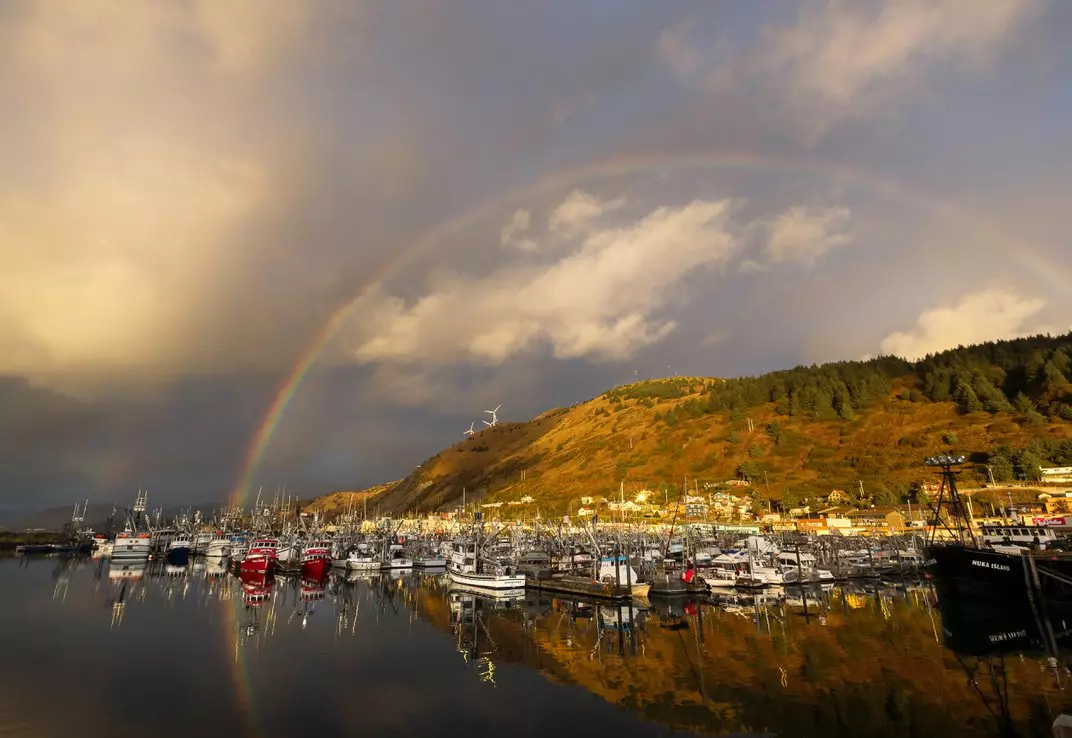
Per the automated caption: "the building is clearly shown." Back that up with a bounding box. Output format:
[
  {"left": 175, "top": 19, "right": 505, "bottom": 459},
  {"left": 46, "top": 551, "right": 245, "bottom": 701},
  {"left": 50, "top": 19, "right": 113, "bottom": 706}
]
[
  {"left": 825, "top": 489, "right": 850, "bottom": 504},
  {"left": 685, "top": 502, "right": 709, "bottom": 518},
  {"left": 1041, "top": 466, "right": 1072, "bottom": 484}
]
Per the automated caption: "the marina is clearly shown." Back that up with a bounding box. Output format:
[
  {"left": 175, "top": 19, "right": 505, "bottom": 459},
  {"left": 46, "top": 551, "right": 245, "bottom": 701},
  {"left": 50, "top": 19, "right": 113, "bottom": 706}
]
[{"left": 5, "top": 549, "right": 1072, "bottom": 738}]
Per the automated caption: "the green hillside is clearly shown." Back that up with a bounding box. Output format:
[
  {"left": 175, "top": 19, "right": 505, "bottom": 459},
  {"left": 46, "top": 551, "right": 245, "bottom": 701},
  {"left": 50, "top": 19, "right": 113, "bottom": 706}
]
[{"left": 321, "top": 334, "right": 1072, "bottom": 516}]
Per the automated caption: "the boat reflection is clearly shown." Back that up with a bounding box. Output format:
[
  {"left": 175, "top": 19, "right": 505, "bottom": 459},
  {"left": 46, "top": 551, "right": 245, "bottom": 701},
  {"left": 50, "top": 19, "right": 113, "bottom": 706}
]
[
  {"left": 44, "top": 558, "right": 1072, "bottom": 738},
  {"left": 414, "top": 581, "right": 1072, "bottom": 737}
]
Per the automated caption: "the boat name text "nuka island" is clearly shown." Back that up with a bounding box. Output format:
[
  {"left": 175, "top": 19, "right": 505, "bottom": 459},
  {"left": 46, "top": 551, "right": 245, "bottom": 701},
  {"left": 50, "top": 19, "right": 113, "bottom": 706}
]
[{"left": 972, "top": 559, "right": 1012, "bottom": 572}]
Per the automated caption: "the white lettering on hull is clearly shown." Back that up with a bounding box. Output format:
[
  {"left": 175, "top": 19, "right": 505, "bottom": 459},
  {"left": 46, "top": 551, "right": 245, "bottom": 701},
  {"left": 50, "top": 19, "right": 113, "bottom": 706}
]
[{"left": 971, "top": 559, "right": 1011, "bottom": 572}]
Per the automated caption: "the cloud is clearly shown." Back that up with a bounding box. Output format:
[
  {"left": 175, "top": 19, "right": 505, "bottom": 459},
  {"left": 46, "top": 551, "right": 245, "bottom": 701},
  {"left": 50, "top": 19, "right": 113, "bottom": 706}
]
[
  {"left": 660, "top": 0, "right": 1044, "bottom": 138},
  {"left": 499, "top": 209, "right": 537, "bottom": 251},
  {"left": 548, "top": 189, "right": 626, "bottom": 233},
  {"left": 352, "top": 198, "right": 739, "bottom": 365},
  {"left": 743, "top": 205, "right": 852, "bottom": 271},
  {"left": 878, "top": 289, "right": 1048, "bottom": 360},
  {"left": 0, "top": 1, "right": 380, "bottom": 382}
]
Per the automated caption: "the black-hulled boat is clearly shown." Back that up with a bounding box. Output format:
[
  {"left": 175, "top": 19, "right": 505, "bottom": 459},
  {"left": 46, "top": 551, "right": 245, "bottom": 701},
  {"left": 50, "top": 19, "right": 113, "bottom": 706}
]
[{"left": 925, "top": 454, "right": 1072, "bottom": 603}]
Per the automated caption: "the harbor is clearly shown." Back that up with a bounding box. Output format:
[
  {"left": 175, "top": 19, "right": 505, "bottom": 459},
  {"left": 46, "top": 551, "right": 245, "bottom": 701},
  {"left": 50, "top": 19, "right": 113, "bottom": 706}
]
[{"left": 4, "top": 549, "right": 1071, "bottom": 738}]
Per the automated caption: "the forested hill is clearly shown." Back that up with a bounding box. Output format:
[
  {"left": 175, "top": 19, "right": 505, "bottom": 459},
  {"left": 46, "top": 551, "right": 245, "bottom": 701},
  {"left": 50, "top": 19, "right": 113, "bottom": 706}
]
[{"left": 319, "top": 333, "right": 1072, "bottom": 516}]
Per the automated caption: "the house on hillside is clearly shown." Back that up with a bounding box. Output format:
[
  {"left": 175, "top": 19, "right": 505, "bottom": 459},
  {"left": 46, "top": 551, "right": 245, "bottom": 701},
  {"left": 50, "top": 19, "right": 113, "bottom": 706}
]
[
  {"left": 685, "top": 501, "right": 709, "bottom": 517},
  {"left": 825, "top": 489, "right": 850, "bottom": 505}
]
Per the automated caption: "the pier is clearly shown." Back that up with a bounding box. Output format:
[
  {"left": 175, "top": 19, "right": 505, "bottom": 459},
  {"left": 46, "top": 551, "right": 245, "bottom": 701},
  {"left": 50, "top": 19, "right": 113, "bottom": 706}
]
[{"left": 526, "top": 574, "right": 632, "bottom": 601}]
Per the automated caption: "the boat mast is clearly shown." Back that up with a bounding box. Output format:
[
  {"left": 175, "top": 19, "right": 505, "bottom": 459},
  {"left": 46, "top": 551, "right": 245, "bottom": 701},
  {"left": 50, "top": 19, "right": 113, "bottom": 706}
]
[{"left": 925, "top": 454, "right": 976, "bottom": 547}]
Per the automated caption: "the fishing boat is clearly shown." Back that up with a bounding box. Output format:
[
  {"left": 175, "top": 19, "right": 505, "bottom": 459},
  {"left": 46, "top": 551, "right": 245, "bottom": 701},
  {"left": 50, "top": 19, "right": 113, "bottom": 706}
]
[
  {"left": 598, "top": 555, "right": 650, "bottom": 597},
  {"left": 229, "top": 535, "right": 249, "bottom": 563},
  {"left": 448, "top": 538, "right": 525, "bottom": 590},
  {"left": 204, "top": 532, "right": 232, "bottom": 559},
  {"left": 345, "top": 542, "right": 381, "bottom": 571},
  {"left": 926, "top": 454, "right": 1072, "bottom": 602},
  {"left": 301, "top": 540, "right": 333, "bottom": 579},
  {"left": 112, "top": 530, "right": 152, "bottom": 562},
  {"left": 91, "top": 534, "right": 113, "bottom": 557},
  {"left": 112, "top": 491, "right": 152, "bottom": 562},
  {"left": 413, "top": 551, "right": 448, "bottom": 569},
  {"left": 381, "top": 541, "right": 414, "bottom": 571},
  {"left": 240, "top": 538, "right": 280, "bottom": 574},
  {"left": 166, "top": 536, "right": 192, "bottom": 565},
  {"left": 192, "top": 531, "right": 214, "bottom": 555}
]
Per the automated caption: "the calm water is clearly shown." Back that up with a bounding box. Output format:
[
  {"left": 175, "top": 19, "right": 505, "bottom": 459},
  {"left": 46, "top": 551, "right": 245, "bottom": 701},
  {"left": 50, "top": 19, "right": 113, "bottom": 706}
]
[{"left": 2, "top": 555, "right": 1070, "bottom": 738}]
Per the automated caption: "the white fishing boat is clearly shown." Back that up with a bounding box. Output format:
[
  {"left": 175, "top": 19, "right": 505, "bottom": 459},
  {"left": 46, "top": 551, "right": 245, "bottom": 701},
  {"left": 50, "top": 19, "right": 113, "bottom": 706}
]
[
  {"left": 381, "top": 542, "right": 414, "bottom": 571},
  {"left": 91, "top": 534, "right": 113, "bottom": 557},
  {"left": 448, "top": 539, "right": 525, "bottom": 590},
  {"left": 192, "top": 531, "right": 214, "bottom": 555},
  {"left": 345, "top": 542, "right": 381, "bottom": 571},
  {"left": 707, "top": 551, "right": 750, "bottom": 588},
  {"left": 204, "top": 533, "right": 232, "bottom": 559},
  {"left": 597, "top": 555, "right": 650, "bottom": 597},
  {"left": 775, "top": 551, "right": 835, "bottom": 584},
  {"left": 413, "top": 552, "right": 448, "bottom": 569},
  {"left": 112, "top": 530, "right": 152, "bottom": 561},
  {"left": 229, "top": 535, "right": 249, "bottom": 562}
]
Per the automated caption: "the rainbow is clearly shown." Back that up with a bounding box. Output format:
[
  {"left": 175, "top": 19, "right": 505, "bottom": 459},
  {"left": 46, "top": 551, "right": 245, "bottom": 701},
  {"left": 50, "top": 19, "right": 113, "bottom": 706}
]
[{"left": 228, "top": 148, "right": 1060, "bottom": 509}]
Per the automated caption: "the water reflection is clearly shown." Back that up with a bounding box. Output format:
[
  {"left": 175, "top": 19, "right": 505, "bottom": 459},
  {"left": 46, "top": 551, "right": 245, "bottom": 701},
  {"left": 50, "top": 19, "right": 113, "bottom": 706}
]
[{"left": 11, "top": 554, "right": 1072, "bottom": 737}]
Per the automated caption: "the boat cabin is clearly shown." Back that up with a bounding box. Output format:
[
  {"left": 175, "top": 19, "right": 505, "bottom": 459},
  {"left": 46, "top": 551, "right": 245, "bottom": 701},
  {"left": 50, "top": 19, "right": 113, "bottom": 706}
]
[
  {"left": 981, "top": 524, "right": 1058, "bottom": 549},
  {"left": 775, "top": 551, "right": 818, "bottom": 569}
]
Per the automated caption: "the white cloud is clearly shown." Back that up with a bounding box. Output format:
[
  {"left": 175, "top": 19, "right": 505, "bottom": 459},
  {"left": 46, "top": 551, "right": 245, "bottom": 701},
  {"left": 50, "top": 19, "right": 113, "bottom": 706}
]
[
  {"left": 352, "top": 199, "right": 739, "bottom": 365},
  {"left": 548, "top": 190, "right": 625, "bottom": 234},
  {"left": 499, "top": 209, "right": 537, "bottom": 251},
  {"left": 744, "top": 205, "right": 851, "bottom": 271},
  {"left": 661, "top": 0, "right": 1043, "bottom": 139},
  {"left": 879, "top": 289, "right": 1048, "bottom": 360}
]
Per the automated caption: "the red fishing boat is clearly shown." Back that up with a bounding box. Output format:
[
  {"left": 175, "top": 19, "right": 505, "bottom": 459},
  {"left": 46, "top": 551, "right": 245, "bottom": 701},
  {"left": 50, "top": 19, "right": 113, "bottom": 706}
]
[
  {"left": 240, "top": 538, "right": 280, "bottom": 575},
  {"left": 300, "top": 540, "right": 332, "bottom": 580}
]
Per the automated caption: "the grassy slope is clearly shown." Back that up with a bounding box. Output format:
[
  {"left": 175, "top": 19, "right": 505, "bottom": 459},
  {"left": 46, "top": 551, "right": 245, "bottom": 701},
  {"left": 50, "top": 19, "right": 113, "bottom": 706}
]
[{"left": 322, "top": 377, "right": 1072, "bottom": 516}]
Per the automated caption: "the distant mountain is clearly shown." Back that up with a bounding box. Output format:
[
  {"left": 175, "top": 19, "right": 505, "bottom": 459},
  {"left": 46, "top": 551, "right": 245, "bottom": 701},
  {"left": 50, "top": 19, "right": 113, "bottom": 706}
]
[
  {"left": 5, "top": 500, "right": 229, "bottom": 532},
  {"left": 310, "top": 333, "right": 1072, "bottom": 516}
]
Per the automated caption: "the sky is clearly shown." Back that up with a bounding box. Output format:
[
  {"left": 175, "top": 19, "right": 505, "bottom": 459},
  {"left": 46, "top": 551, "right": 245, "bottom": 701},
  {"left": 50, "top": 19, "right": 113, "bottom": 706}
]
[{"left": 2, "top": 0, "right": 1071, "bottom": 511}]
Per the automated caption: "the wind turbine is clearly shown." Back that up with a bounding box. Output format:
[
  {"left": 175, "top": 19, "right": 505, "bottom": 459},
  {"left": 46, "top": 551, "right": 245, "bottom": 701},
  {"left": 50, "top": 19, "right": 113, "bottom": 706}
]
[
  {"left": 463, "top": 422, "right": 476, "bottom": 438},
  {"left": 484, "top": 404, "right": 501, "bottom": 427}
]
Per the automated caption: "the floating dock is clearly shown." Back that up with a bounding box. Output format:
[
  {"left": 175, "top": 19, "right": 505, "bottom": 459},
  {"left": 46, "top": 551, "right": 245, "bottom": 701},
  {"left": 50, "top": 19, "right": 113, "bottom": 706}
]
[{"left": 526, "top": 574, "right": 632, "bottom": 601}]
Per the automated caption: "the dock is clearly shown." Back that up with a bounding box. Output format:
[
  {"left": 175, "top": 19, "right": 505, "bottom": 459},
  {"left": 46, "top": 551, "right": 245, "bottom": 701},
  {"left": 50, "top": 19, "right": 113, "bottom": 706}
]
[{"left": 526, "top": 574, "right": 632, "bottom": 601}]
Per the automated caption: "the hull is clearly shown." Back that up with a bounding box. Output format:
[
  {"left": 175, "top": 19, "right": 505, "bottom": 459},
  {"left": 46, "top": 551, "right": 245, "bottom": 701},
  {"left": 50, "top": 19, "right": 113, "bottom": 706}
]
[
  {"left": 204, "top": 541, "right": 231, "bottom": 559},
  {"left": 448, "top": 568, "right": 526, "bottom": 590},
  {"left": 631, "top": 582, "right": 652, "bottom": 598},
  {"left": 240, "top": 554, "right": 274, "bottom": 574},
  {"left": 346, "top": 557, "right": 381, "bottom": 571},
  {"left": 111, "top": 539, "right": 152, "bottom": 561},
  {"left": 928, "top": 545, "right": 1025, "bottom": 599},
  {"left": 413, "top": 558, "right": 447, "bottom": 569},
  {"left": 925, "top": 545, "right": 1072, "bottom": 603},
  {"left": 166, "top": 546, "right": 191, "bottom": 565},
  {"left": 301, "top": 557, "right": 331, "bottom": 579},
  {"left": 381, "top": 558, "right": 414, "bottom": 570}
]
